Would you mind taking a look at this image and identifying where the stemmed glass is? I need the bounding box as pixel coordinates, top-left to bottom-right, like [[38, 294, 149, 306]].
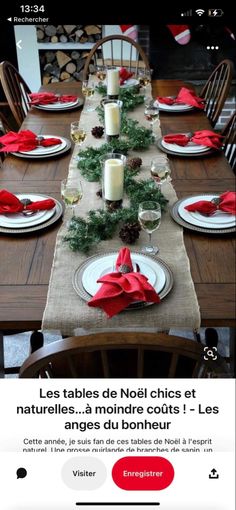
[[70, 121, 87, 162], [138, 201, 161, 254], [150, 158, 172, 187], [137, 68, 152, 100], [61, 178, 83, 221], [95, 64, 106, 83], [82, 80, 95, 111], [145, 102, 159, 139]]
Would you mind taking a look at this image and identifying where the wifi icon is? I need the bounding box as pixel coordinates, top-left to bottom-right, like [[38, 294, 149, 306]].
[[195, 9, 205, 16]]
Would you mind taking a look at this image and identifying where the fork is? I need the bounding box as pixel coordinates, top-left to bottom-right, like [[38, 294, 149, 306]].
[[21, 210, 39, 216]]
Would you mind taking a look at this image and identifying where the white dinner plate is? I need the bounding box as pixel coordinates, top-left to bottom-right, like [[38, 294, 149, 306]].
[[34, 98, 81, 110], [178, 195, 236, 229], [81, 252, 166, 297], [18, 135, 67, 156], [0, 193, 56, 228], [120, 78, 139, 88], [73, 251, 174, 308], [162, 138, 210, 154], [154, 99, 194, 112]]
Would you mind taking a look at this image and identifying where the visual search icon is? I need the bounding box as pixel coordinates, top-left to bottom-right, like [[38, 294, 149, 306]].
[[203, 346, 218, 361]]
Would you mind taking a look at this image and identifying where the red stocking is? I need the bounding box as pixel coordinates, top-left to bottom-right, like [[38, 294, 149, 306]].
[[120, 25, 137, 41], [167, 25, 191, 45], [224, 26, 235, 40]]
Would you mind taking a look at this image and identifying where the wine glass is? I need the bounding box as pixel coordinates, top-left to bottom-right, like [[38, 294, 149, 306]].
[[138, 201, 161, 254], [95, 64, 106, 83], [137, 68, 152, 100], [145, 103, 159, 139], [61, 178, 83, 220], [70, 121, 87, 162], [82, 80, 95, 111], [150, 158, 172, 187]]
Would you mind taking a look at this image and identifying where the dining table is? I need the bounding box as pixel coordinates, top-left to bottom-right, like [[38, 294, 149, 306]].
[[0, 79, 235, 376]]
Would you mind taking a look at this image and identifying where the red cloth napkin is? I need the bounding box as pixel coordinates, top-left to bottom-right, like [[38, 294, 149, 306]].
[[157, 87, 205, 109], [0, 130, 62, 153], [29, 93, 77, 105], [163, 130, 224, 149], [88, 247, 160, 318], [0, 189, 56, 214], [184, 191, 236, 216], [119, 67, 134, 85]]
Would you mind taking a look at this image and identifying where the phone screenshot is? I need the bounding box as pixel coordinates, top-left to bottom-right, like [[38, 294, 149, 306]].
[[0, 3, 235, 509]]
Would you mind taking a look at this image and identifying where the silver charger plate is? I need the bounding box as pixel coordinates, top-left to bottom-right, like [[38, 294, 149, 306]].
[[10, 136, 71, 159], [0, 193, 64, 234], [73, 250, 173, 310], [0, 193, 56, 229], [156, 137, 216, 157], [33, 97, 84, 111], [170, 194, 236, 234]]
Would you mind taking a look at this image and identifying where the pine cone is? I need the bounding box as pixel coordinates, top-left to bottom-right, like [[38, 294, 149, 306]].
[[91, 126, 104, 138], [127, 157, 142, 170], [96, 188, 102, 198], [119, 222, 141, 244]]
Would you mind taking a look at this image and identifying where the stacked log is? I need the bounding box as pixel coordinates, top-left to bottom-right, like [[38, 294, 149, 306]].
[[36, 24, 102, 43], [37, 24, 102, 84], [40, 49, 96, 84]]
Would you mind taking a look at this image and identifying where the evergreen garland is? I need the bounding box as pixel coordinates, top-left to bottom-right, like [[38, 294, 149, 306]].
[[63, 83, 168, 253], [78, 116, 153, 182], [78, 140, 130, 182], [96, 82, 145, 111], [63, 166, 168, 253]]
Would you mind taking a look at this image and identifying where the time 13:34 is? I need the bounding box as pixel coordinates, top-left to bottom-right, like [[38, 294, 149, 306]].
[[20, 5, 45, 12]]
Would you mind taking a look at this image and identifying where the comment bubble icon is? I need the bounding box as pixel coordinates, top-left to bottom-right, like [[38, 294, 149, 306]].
[[16, 467, 27, 479]]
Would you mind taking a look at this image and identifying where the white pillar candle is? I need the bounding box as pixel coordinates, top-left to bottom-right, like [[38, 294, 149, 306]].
[[107, 68, 120, 96], [104, 102, 120, 136], [104, 158, 124, 201]]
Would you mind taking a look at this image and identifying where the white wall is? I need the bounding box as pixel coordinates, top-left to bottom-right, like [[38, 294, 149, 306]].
[[14, 25, 41, 91], [103, 25, 137, 62]]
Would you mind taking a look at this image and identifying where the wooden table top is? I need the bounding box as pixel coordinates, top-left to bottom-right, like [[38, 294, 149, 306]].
[[0, 80, 235, 330]]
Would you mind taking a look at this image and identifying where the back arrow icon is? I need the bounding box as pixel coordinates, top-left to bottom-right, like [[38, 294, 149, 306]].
[[17, 40, 22, 50]]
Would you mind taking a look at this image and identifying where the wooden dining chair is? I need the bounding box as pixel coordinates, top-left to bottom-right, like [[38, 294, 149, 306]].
[[200, 59, 234, 127], [0, 110, 12, 134], [0, 61, 31, 129], [221, 111, 236, 172], [82, 35, 150, 81], [0, 110, 13, 165], [19, 331, 229, 378]]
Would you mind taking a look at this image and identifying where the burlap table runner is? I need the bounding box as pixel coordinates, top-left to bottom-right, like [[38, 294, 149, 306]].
[[42, 84, 201, 335]]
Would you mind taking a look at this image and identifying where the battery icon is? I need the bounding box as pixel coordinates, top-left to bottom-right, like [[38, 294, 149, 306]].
[[208, 8, 224, 17]]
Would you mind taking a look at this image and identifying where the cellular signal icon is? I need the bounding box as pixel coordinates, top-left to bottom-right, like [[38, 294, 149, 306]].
[[181, 9, 192, 17], [195, 9, 205, 16]]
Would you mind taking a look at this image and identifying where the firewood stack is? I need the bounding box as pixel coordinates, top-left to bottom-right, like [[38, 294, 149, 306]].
[[36, 25, 102, 84]]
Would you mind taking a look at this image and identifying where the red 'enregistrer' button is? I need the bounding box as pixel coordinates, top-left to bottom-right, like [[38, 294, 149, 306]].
[[112, 456, 174, 490]]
